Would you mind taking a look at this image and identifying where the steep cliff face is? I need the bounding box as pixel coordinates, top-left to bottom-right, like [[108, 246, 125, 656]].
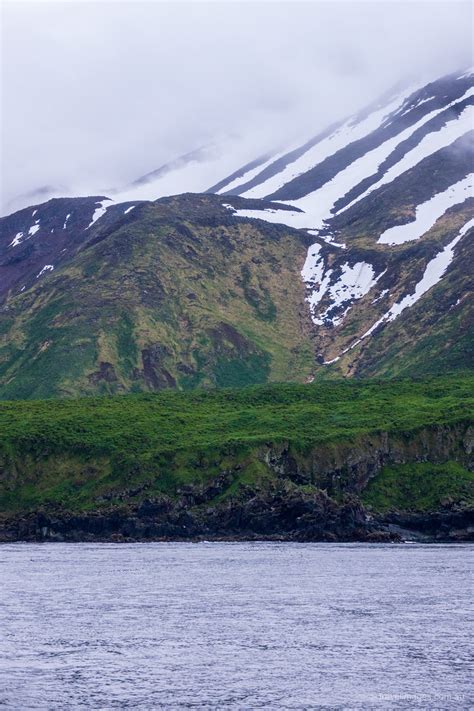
[[0, 405, 472, 542], [262, 422, 473, 493]]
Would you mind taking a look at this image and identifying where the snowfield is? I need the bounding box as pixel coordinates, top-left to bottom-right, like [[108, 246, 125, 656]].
[[378, 174, 474, 245]]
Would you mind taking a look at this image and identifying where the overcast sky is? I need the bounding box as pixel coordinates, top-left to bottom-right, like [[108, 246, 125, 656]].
[[1, 0, 472, 214]]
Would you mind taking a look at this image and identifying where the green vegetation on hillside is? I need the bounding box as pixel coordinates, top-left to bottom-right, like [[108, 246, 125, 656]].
[[362, 461, 474, 513], [0, 192, 472, 399], [0, 374, 472, 514], [0, 196, 314, 399]]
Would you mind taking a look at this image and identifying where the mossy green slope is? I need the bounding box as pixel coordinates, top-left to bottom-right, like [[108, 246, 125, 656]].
[[0, 190, 472, 399], [0, 195, 314, 398], [362, 462, 474, 513]]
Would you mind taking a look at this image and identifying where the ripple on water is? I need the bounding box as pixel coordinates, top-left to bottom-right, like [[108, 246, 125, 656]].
[[0, 542, 472, 709]]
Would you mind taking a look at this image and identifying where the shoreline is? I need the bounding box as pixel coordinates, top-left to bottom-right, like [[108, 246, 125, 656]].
[[2, 501, 473, 545], [1, 525, 471, 545]]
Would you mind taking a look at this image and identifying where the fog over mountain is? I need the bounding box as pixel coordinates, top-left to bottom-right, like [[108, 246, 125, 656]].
[[1, 0, 472, 214]]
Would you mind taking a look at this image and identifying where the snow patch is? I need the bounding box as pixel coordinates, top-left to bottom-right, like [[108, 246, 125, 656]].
[[63, 213, 71, 229], [123, 205, 136, 215], [231, 205, 306, 228], [85, 199, 113, 229], [311, 262, 384, 326], [378, 174, 474, 245], [217, 154, 279, 194], [301, 242, 383, 325], [28, 220, 40, 236], [37, 265, 54, 278], [301, 244, 332, 318], [9, 231, 24, 247]]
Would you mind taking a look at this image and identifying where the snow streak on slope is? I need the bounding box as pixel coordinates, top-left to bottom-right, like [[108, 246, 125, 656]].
[[378, 174, 474, 245], [227, 204, 306, 229], [28, 221, 40, 237], [340, 102, 474, 213], [36, 264, 54, 278], [226, 89, 474, 234], [216, 154, 280, 194], [326, 218, 474, 363], [293, 92, 474, 225], [361, 219, 473, 333], [9, 232, 24, 247], [235, 90, 413, 200]]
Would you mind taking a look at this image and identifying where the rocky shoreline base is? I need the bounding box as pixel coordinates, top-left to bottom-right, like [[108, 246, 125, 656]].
[[1, 494, 472, 544]]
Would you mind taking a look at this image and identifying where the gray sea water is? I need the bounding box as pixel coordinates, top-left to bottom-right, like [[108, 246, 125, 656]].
[[0, 543, 472, 710]]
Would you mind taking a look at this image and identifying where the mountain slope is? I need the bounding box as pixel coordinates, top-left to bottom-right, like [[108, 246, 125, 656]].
[[216, 70, 474, 376], [213, 70, 473, 215], [0, 195, 314, 398], [0, 196, 145, 302], [0, 69, 472, 396]]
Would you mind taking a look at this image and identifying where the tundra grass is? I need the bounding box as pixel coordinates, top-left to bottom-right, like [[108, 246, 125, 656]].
[[363, 461, 474, 512], [0, 374, 472, 513]]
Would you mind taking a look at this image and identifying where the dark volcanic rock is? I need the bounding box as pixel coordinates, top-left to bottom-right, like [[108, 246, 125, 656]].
[[0, 487, 399, 544], [88, 361, 118, 384], [382, 507, 474, 541]]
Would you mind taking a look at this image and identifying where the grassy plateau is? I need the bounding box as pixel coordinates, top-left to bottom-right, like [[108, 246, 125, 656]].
[[0, 373, 472, 516]]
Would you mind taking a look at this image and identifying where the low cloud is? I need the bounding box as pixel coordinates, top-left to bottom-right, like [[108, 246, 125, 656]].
[[1, 0, 472, 213]]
